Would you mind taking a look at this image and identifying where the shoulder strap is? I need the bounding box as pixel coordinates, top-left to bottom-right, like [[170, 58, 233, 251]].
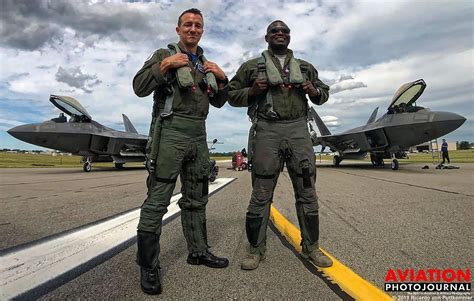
[[259, 52, 279, 120], [167, 43, 194, 89], [200, 54, 218, 96], [256, 56, 266, 79], [247, 56, 266, 119], [288, 57, 304, 84], [159, 44, 182, 118]]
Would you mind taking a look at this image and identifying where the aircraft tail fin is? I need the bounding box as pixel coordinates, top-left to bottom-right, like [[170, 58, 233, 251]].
[[366, 107, 379, 124], [122, 114, 138, 134], [309, 107, 331, 136]]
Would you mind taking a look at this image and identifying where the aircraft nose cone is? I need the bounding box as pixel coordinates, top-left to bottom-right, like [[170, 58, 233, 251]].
[[7, 124, 39, 143], [432, 111, 466, 134], [433, 111, 466, 124]]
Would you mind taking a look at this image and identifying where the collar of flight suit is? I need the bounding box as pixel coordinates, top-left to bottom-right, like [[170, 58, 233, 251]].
[[177, 41, 204, 57]]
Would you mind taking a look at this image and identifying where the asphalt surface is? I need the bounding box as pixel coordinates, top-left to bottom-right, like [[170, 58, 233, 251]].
[[1, 161, 472, 300]]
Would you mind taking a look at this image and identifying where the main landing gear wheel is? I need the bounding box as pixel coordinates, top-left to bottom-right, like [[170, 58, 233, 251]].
[[83, 162, 92, 172], [333, 155, 341, 167], [391, 159, 399, 170], [115, 163, 124, 169]]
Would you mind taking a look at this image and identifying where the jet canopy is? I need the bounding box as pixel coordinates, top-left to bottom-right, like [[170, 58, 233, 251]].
[[50, 95, 92, 122], [388, 79, 426, 113]]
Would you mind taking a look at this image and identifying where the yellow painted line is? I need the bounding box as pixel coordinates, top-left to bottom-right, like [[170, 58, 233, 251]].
[[270, 205, 393, 301]]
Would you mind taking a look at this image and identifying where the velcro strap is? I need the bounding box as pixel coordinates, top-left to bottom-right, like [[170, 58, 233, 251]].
[[298, 167, 313, 188], [198, 176, 209, 196], [254, 173, 275, 179], [156, 177, 177, 184]]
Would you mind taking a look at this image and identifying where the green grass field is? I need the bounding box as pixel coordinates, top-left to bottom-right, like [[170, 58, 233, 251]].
[[0, 152, 233, 168], [315, 150, 474, 164], [0, 150, 472, 169], [397, 150, 474, 163], [0, 152, 142, 168]]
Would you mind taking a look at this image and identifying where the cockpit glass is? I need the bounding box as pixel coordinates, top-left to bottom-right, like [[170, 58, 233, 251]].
[[49, 95, 92, 120], [392, 84, 423, 107], [56, 100, 84, 116], [388, 79, 426, 111]]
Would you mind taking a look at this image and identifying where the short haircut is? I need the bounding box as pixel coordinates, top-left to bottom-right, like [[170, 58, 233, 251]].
[[266, 20, 289, 32], [178, 8, 203, 26]]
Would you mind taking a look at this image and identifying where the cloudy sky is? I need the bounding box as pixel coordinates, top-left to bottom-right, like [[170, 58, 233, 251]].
[[1, 0, 472, 152]]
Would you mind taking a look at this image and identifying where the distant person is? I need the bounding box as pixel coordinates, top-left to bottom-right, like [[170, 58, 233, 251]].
[[132, 8, 229, 295], [228, 20, 333, 270], [441, 139, 450, 164]]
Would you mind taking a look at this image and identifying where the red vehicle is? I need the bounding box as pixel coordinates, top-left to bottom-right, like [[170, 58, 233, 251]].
[[232, 149, 248, 171]]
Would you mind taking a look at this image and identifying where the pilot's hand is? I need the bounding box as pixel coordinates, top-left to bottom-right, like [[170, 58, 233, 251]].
[[302, 80, 320, 97], [248, 78, 268, 96], [160, 53, 189, 74], [203, 61, 226, 80]]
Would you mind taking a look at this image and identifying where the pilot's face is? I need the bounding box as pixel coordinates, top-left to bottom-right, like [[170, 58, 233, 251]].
[[176, 13, 204, 48], [265, 22, 291, 49]]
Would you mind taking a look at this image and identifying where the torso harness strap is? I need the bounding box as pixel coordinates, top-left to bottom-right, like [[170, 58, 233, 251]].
[[249, 50, 308, 120], [161, 43, 218, 118]]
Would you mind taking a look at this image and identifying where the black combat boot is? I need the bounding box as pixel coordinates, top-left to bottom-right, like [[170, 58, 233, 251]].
[[187, 250, 229, 268], [136, 231, 162, 295]]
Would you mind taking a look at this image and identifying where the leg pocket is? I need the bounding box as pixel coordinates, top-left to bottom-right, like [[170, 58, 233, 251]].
[[299, 159, 315, 189]]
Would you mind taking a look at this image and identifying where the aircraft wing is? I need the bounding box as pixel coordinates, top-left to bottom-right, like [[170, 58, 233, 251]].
[[316, 132, 367, 153]]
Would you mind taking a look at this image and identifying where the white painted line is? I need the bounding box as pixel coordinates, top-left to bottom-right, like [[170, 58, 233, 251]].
[[0, 177, 235, 300]]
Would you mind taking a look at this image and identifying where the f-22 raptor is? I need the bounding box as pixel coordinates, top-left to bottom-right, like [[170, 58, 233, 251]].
[[309, 79, 466, 170], [8, 95, 147, 172]]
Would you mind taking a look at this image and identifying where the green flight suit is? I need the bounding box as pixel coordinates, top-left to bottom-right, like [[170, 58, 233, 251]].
[[228, 48, 329, 255], [133, 41, 227, 266]]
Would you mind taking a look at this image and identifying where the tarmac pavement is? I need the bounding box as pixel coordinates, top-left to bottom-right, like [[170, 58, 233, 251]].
[[0, 161, 472, 300]]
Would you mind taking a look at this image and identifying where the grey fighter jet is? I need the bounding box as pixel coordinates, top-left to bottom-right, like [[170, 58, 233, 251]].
[[8, 95, 147, 172], [309, 79, 466, 170]]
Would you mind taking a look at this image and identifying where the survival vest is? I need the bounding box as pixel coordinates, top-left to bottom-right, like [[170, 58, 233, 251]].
[[248, 50, 308, 120], [161, 43, 218, 118]]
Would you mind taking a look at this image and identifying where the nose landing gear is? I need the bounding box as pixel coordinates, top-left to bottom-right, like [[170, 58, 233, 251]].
[[83, 157, 92, 172]]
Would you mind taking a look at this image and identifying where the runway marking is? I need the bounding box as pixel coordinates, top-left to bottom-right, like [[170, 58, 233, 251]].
[[269, 206, 393, 301], [0, 177, 235, 300]]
